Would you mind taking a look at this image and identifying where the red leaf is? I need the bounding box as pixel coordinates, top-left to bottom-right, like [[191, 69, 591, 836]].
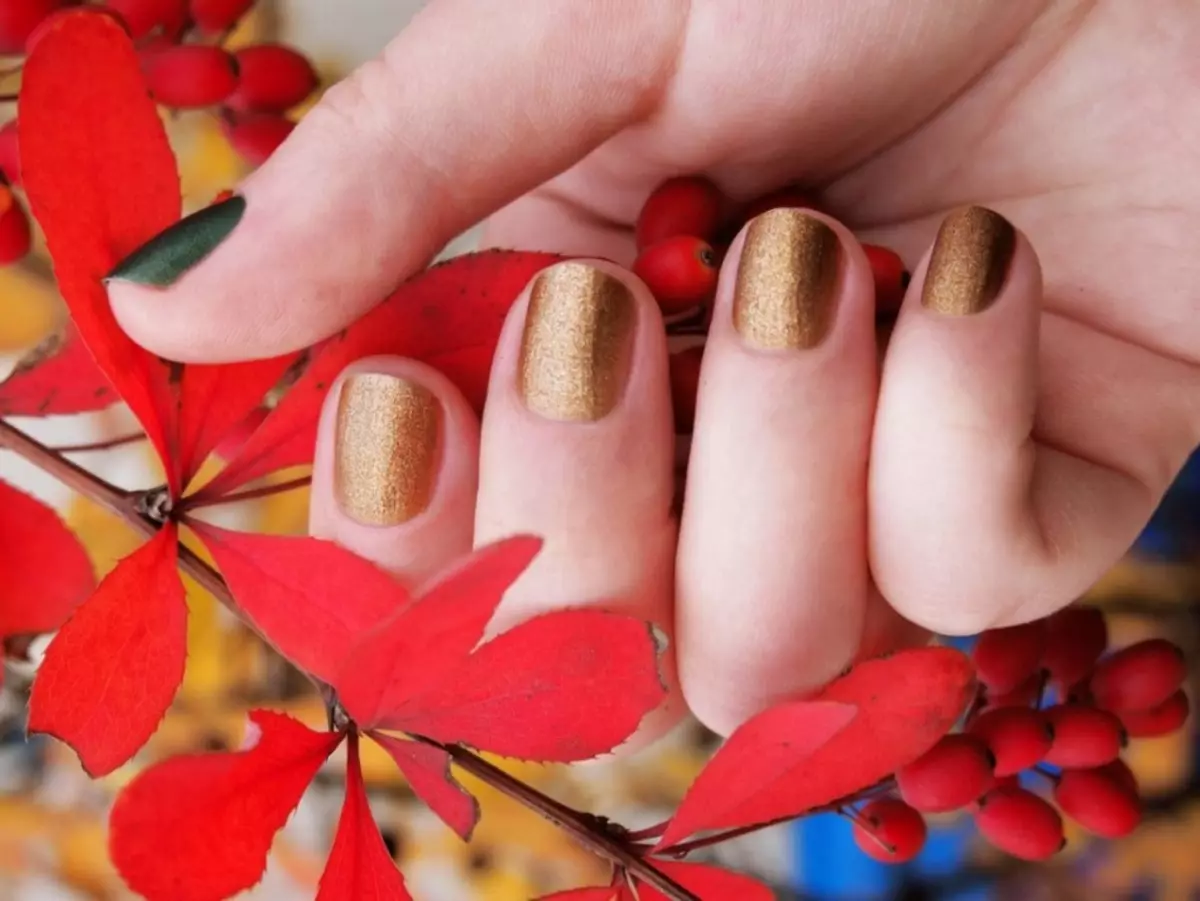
[[639, 861, 774, 901], [656, 646, 976, 847], [316, 731, 412, 901], [200, 250, 564, 497], [19, 9, 181, 487], [176, 354, 299, 489], [377, 611, 668, 762], [369, 732, 479, 841], [110, 710, 342, 901], [0, 479, 93, 637], [538, 890, 621, 901], [28, 527, 187, 777], [187, 522, 408, 683], [656, 701, 857, 849], [335, 536, 543, 728], [0, 325, 117, 417]]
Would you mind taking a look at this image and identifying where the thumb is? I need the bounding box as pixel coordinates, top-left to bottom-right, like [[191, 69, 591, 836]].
[[107, 0, 686, 363]]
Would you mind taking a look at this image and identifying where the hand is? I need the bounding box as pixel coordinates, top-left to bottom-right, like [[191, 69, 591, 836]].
[[106, 1, 1200, 738]]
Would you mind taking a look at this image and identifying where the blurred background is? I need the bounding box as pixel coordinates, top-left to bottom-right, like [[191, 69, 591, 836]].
[[0, 2, 1197, 899]]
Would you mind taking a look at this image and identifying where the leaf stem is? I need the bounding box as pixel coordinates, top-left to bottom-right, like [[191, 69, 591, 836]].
[[434, 742, 699, 901], [52, 432, 147, 454], [182, 474, 311, 510]]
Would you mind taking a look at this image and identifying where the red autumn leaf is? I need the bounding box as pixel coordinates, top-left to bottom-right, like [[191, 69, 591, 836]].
[[19, 9, 182, 486], [656, 646, 976, 848], [197, 250, 565, 499], [175, 354, 300, 489], [316, 732, 412, 901], [370, 732, 479, 842], [335, 536, 543, 727], [0, 479, 93, 638], [110, 710, 342, 901], [655, 700, 857, 849], [639, 861, 775, 901], [538, 890, 620, 901], [0, 325, 117, 417], [369, 610, 668, 762], [28, 525, 187, 777], [185, 522, 408, 683]]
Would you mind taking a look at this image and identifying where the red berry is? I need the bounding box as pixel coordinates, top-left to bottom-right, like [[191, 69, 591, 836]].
[[1090, 639, 1187, 712], [1043, 704, 1124, 769], [1043, 605, 1108, 689], [225, 43, 318, 113], [188, 0, 254, 34], [0, 0, 68, 54], [968, 707, 1053, 777], [1118, 688, 1190, 738], [668, 345, 703, 435], [633, 236, 718, 316], [635, 176, 723, 251], [1095, 758, 1139, 797], [0, 186, 32, 265], [972, 620, 1047, 695], [104, 0, 188, 39], [223, 113, 295, 166], [143, 44, 239, 109], [863, 244, 908, 313], [983, 672, 1043, 711], [0, 120, 20, 188], [852, 799, 927, 864], [1054, 767, 1141, 839], [739, 186, 819, 222], [896, 734, 995, 813], [974, 786, 1065, 861]]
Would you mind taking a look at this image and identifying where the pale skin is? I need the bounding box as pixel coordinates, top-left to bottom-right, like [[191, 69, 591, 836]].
[[108, 1, 1200, 739]]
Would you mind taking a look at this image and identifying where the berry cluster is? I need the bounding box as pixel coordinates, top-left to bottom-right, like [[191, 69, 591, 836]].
[[850, 605, 1190, 864], [0, 0, 318, 265], [631, 176, 909, 434]]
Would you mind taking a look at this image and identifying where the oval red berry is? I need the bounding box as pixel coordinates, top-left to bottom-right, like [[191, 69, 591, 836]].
[[1055, 766, 1141, 839], [223, 114, 296, 166], [635, 176, 724, 251], [226, 43, 319, 113], [1043, 704, 1124, 769], [896, 733, 995, 813], [1090, 638, 1186, 712], [974, 785, 1064, 861], [105, 0, 188, 39], [633, 235, 719, 316], [143, 44, 240, 109], [852, 798, 927, 864], [972, 620, 1047, 696], [188, 0, 254, 34], [1042, 605, 1108, 689], [968, 706, 1053, 777], [0, 0, 68, 54], [1117, 688, 1190, 738]]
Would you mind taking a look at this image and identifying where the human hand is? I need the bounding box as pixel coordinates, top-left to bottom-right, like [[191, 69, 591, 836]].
[[105, 1, 1200, 738]]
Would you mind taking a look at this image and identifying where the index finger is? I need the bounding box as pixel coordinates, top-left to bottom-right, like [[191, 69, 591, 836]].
[[107, 0, 688, 362]]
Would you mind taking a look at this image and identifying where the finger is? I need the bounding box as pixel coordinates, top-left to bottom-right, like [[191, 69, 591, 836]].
[[471, 260, 681, 748], [871, 206, 1182, 634], [106, 1, 688, 363], [310, 355, 479, 588], [676, 208, 879, 736]]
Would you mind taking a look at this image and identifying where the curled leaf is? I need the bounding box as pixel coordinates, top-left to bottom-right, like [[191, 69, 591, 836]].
[[370, 732, 479, 842]]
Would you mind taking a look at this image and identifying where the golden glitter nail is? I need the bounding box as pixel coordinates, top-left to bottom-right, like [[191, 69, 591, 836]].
[[922, 206, 1016, 315], [334, 373, 441, 526], [733, 208, 842, 349], [519, 262, 637, 421]]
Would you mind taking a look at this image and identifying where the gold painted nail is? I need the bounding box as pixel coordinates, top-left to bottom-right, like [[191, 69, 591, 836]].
[[921, 206, 1016, 315], [733, 208, 841, 349], [335, 373, 441, 526], [519, 262, 637, 421]]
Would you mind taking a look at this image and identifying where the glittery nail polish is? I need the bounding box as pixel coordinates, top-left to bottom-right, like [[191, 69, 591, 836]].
[[334, 373, 441, 526], [733, 208, 841, 349], [921, 206, 1016, 315], [518, 262, 636, 422]]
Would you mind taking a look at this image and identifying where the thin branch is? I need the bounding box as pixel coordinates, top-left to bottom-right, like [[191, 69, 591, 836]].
[[436, 743, 699, 901], [182, 474, 311, 510], [52, 432, 147, 454]]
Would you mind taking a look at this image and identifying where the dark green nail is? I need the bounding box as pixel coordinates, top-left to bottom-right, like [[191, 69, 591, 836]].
[[106, 194, 246, 287]]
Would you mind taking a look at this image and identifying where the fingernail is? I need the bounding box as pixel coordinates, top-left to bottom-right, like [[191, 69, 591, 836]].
[[334, 373, 442, 526], [733, 208, 841, 349], [519, 262, 636, 422], [105, 194, 246, 287], [921, 206, 1016, 315]]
